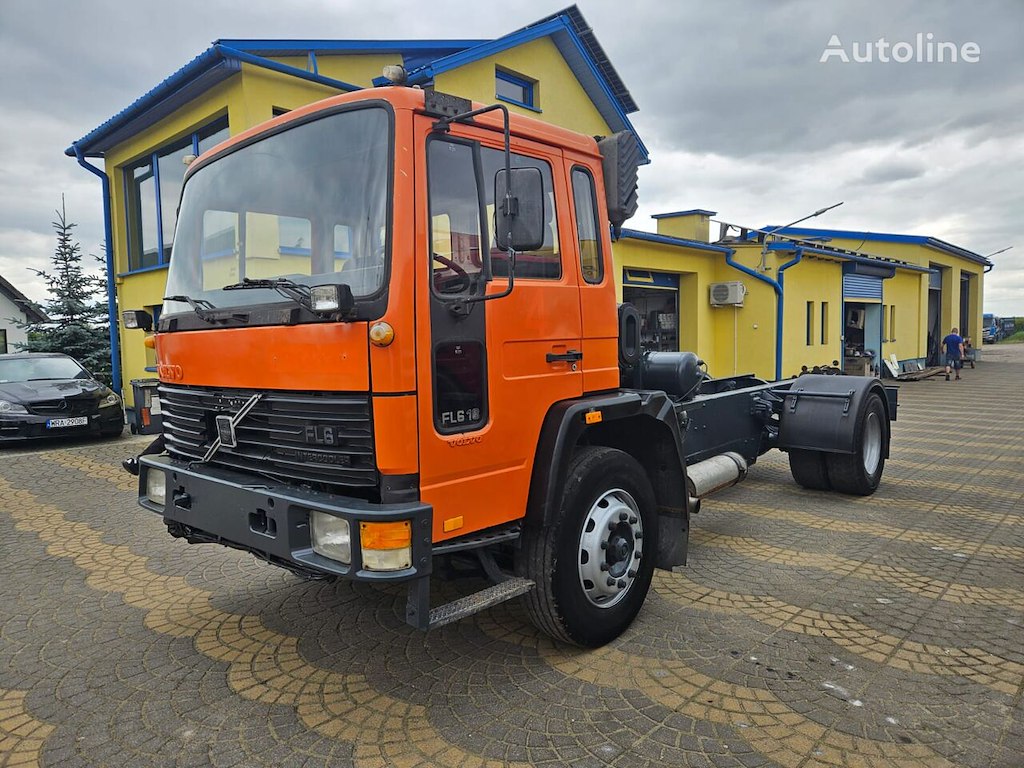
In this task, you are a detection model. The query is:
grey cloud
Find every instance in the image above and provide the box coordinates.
[855,161,927,185]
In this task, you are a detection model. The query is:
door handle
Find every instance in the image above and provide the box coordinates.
[546,349,583,363]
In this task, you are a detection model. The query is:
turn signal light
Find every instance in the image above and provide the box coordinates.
[360,521,411,549]
[369,321,395,347]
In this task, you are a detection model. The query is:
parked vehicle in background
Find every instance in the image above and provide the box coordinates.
[999,317,1017,339]
[982,313,1000,343]
[0,353,124,442]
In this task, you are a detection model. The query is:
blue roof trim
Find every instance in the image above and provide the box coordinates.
[619,228,734,254]
[67,46,363,157]
[66,48,237,156]
[405,15,649,162]
[765,226,991,267]
[763,241,933,274]
[652,209,717,219]
[216,38,486,54]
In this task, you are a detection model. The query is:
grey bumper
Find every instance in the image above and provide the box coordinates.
[138,455,432,581]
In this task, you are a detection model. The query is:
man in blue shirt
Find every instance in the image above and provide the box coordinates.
[942,327,965,381]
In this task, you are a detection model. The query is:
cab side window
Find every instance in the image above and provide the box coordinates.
[571,168,603,284]
[481,147,560,280]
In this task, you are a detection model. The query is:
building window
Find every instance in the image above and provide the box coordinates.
[0,328,7,355]
[806,301,815,345]
[495,69,537,110]
[889,305,896,341]
[821,302,829,345]
[882,304,888,340]
[123,116,229,273]
[571,167,603,284]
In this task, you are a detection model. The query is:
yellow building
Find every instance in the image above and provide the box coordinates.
[611,211,939,381]
[764,227,991,369]
[66,7,644,404]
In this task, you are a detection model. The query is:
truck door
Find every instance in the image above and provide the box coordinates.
[415,116,583,541]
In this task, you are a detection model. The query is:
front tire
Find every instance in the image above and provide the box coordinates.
[825,392,888,495]
[517,446,658,647]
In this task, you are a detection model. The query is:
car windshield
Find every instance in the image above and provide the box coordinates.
[0,357,88,383]
[163,106,391,317]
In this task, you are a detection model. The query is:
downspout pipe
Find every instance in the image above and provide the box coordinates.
[72,145,121,394]
[723,248,785,380]
[774,248,804,381]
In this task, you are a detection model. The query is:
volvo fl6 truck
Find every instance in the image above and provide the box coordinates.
[126,86,895,647]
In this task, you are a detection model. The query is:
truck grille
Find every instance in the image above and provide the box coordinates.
[158,384,377,490]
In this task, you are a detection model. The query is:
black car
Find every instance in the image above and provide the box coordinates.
[0,353,124,442]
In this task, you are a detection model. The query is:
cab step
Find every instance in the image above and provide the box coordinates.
[427,577,535,629]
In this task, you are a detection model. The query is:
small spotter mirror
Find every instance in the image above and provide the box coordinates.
[494,166,544,253]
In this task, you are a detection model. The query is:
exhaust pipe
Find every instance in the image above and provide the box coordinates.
[687,452,748,499]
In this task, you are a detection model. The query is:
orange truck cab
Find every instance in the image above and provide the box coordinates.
[127,86,896,647]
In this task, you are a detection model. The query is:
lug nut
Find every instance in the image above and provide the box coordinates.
[600,562,610,571]
[635,552,642,560]
[629,516,637,524]
[634,531,643,540]
[628,569,637,578]
[600,541,608,550]
[606,577,616,587]
[619,512,628,521]
[608,522,617,531]
[617,579,626,588]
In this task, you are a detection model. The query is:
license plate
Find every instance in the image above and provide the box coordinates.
[46,417,89,429]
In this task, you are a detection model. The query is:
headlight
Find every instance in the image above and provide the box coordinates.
[0,400,28,414]
[100,393,120,407]
[145,470,167,505]
[310,512,351,564]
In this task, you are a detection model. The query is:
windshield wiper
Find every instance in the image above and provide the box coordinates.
[222,277,312,311]
[165,294,217,322]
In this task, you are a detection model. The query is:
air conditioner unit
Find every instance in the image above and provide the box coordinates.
[709,281,746,307]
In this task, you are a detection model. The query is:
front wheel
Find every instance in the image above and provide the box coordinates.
[825,392,889,495]
[517,446,658,647]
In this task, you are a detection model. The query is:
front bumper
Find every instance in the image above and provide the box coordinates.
[138,455,432,581]
[0,408,123,442]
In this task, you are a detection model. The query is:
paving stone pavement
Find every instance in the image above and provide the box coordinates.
[1,345,1022,768]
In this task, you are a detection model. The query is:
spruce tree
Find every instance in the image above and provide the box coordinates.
[14,197,112,383]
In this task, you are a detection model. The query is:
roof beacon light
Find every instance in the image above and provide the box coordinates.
[382,65,407,86]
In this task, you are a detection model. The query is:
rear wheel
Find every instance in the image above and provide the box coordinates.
[825,393,888,495]
[517,446,658,647]
[788,449,831,490]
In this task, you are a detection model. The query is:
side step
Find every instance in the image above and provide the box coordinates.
[427,577,535,629]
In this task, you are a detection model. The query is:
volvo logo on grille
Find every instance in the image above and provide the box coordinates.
[215,414,238,448]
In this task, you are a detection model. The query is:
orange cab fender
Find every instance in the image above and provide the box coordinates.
[525,390,690,567]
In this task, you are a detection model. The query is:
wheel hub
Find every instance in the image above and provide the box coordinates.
[578,488,643,608]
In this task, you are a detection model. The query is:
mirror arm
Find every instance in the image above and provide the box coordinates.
[434,102,518,314]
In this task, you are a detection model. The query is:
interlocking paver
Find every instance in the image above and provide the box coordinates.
[1,344,1023,767]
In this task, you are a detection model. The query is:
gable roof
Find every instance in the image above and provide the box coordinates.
[67,6,646,161]
[0,275,49,324]
[762,226,992,268]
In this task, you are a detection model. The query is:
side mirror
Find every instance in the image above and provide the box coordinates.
[122,309,153,332]
[494,167,545,253]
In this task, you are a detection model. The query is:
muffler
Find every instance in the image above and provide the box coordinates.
[687,452,748,499]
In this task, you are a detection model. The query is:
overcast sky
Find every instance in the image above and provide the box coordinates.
[1,0,1021,314]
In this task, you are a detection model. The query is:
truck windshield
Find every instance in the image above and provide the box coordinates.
[163,106,391,319]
